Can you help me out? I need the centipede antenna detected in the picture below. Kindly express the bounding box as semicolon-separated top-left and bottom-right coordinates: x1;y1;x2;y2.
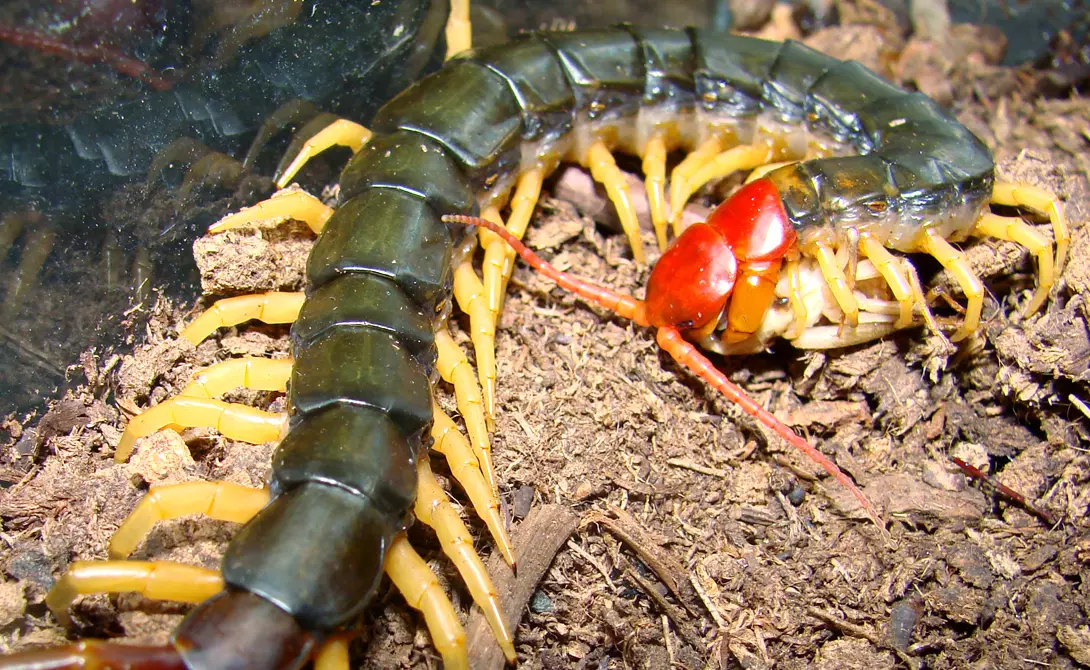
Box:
443;215;650;327
445;214;889;535
655;327;886;532
951;457;1057;526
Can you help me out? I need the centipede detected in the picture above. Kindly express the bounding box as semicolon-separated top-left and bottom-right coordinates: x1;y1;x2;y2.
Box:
0;10;1073;670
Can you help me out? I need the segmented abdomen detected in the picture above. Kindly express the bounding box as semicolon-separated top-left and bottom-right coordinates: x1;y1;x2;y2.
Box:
221;26;993;638
220;135;475;631
376;27;994;242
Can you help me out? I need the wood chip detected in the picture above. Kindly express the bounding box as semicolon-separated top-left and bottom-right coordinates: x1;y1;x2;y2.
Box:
466;504;579;669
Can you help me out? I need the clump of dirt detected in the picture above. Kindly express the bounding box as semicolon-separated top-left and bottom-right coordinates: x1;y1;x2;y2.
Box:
2;7;1089;670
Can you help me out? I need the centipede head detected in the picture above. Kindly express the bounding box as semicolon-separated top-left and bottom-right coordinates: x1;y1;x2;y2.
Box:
644;222;737;332
646;179;797;343
441;210;886;531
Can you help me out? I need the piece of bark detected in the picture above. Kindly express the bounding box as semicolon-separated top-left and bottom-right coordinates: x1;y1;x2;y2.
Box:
465;504;579;669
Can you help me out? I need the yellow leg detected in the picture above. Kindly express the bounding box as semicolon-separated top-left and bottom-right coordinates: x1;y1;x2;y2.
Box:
2;221;54;320
109;481;270;559
668;136;724;235
209;189;333;235
642;133;669;251
115;396;286;462
917;228;984;342
178;356;293;398
47;561;223;626
481;167;544;319
434;327;496;498
745;160;798;184
586;141;645;264
191;0;303;65
313;633;352;670
453;258;497;423
414;457;515;662
808;240;860;328
991;181;1068;276
445;0;472;59
180;291;306;345
899;256;945;341
430;403;513;566
102;231;124;288
973;212;1054;316
177;151;243;200
859;236;914;329
673;144;775;225
146;138;210;181
783;258;808;340
120;350;511;573
242;99;320;170
384;534;468;670
276;117;373;189
0;211;27;263
117;354;289;459
788;322;905;350
107;465;511;658
476;206;507;321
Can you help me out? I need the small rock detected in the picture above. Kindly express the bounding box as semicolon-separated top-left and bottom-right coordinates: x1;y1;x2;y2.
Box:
565;641;590;660
126;430;196;484
896;39;953;104
540;650;567;670
922;459;965;492
888;598;922;650
530;591;554;614
636;646;670;670
727;640;765;669
193;218;310;294
99;423;122;448
946;543;994;589
728;0;775;30
574;481;595;500
5;546;53;590
967;528;1022;581
910;0;950;42
950;442;989;474
13;428;37;456
38;398;92;438
836;473;986;523
512;484;535;519
805;25;899;73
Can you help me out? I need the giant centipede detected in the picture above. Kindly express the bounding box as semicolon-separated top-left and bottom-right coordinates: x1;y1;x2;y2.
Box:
0;17;1069;670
